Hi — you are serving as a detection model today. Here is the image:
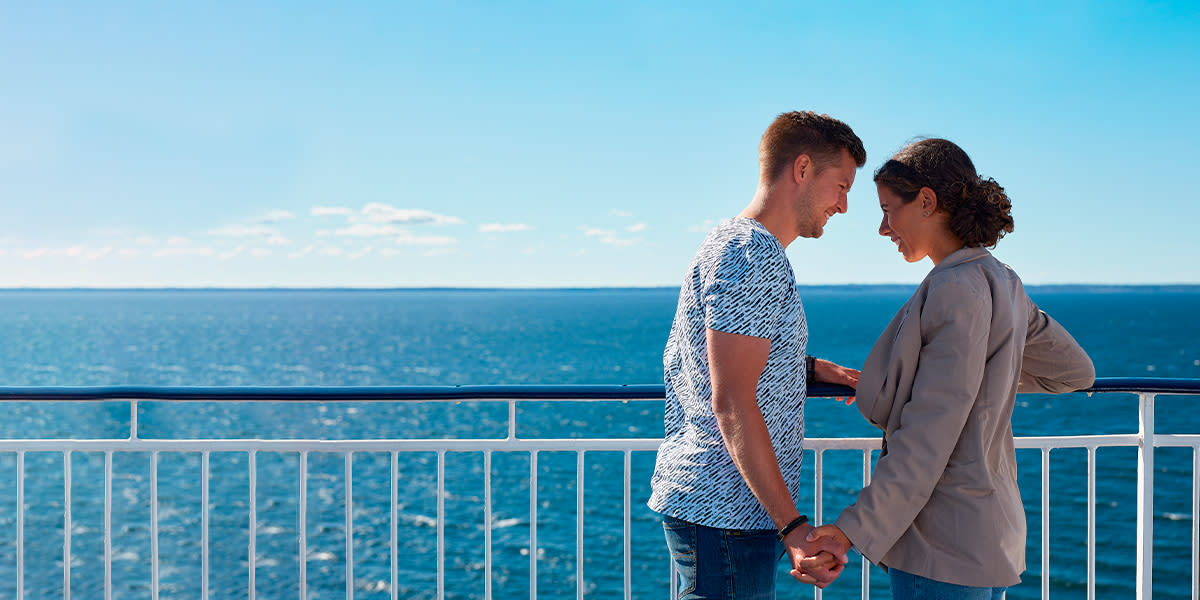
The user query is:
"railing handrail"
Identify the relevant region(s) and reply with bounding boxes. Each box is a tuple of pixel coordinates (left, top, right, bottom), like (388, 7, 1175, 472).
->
(0, 380, 1195, 599)
(0, 377, 1195, 401)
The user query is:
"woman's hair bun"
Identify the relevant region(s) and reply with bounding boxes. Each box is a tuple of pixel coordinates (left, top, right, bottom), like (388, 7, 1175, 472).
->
(944, 177, 1013, 247)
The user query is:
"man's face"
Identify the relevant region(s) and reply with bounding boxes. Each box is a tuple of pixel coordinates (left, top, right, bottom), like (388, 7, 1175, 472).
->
(797, 149, 856, 239)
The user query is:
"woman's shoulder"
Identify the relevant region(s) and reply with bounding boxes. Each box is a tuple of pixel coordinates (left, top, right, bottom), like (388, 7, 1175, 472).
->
(925, 260, 991, 304)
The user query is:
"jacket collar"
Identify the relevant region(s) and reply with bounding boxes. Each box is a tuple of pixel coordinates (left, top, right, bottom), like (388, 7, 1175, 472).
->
(928, 246, 990, 277)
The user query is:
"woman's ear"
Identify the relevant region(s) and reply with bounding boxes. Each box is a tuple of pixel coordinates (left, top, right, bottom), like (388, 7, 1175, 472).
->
(919, 187, 938, 217)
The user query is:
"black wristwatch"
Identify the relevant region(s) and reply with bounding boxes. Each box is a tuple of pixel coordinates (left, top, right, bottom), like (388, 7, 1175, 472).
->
(805, 355, 816, 385)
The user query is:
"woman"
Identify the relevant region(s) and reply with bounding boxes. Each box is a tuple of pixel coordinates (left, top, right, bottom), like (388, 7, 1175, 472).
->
(805, 139, 1095, 599)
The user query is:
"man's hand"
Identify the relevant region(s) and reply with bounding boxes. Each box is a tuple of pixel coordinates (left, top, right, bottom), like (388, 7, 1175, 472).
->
(783, 522, 848, 588)
(813, 358, 860, 390)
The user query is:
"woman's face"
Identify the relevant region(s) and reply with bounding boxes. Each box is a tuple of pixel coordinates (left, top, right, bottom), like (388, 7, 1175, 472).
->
(877, 183, 930, 263)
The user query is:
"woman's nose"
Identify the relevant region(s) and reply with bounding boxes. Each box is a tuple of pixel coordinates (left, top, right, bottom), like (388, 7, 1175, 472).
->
(878, 215, 890, 237)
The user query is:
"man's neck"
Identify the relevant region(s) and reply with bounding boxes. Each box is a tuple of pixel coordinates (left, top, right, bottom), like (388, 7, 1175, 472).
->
(739, 185, 798, 248)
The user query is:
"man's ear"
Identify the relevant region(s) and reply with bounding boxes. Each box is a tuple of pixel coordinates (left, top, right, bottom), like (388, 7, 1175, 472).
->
(792, 154, 813, 184)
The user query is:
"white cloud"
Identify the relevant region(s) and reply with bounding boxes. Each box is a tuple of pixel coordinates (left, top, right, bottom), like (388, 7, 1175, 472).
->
(52, 246, 85, 257)
(209, 224, 281, 239)
(118, 248, 142, 258)
(312, 206, 354, 217)
(256, 210, 296, 224)
(94, 227, 153, 243)
(289, 245, 315, 259)
(318, 247, 345, 257)
(396, 233, 457, 246)
(154, 246, 215, 257)
(479, 223, 534, 233)
(165, 236, 192, 246)
(220, 246, 247, 260)
(85, 247, 113, 260)
(579, 227, 615, 238)
(378, 248, 402, 257)
(334, 223, 406, 237)
(362, 203, 463, 226)
(600, 237, 641, 247)
(577, 225, 641, 248)
(208, 222, 290, 246)
(14, 245, 116, 260)
(610, 210, 633, 217)
(220, 245, 273, 260)
(348, 247, 374, 259)
(420, 247, 457, 257)
(687, 220, 717, 233)
(626, 223, 649, 233)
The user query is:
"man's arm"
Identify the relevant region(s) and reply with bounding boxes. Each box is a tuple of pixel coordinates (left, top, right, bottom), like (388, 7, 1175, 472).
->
(813, 358, 860, 390)
(707, 328, 845, 586)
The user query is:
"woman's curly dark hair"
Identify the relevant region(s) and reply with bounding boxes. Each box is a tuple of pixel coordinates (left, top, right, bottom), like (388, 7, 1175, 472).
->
(874, 139, 1014, 247)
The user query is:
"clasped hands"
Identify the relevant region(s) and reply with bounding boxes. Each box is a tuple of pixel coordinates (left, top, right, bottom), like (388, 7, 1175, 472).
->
(783, 521, 852, 588)
(782, 520, 849, 585)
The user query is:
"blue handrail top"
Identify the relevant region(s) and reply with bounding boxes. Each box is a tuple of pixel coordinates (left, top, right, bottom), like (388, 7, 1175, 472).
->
(0, 378, 1194, 402)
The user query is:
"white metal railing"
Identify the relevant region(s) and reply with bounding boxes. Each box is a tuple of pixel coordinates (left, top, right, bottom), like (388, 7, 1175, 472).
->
(0, 380, 1196, 599)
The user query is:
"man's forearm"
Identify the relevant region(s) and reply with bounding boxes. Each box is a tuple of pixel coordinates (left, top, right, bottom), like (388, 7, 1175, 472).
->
(713, 393, 799, 528)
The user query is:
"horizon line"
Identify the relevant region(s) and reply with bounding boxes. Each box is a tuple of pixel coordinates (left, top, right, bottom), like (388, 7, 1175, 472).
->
(1, 283, 1199, 292)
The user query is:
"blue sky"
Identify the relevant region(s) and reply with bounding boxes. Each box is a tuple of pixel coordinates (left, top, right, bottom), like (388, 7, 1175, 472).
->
(1, 2, 1196, 287)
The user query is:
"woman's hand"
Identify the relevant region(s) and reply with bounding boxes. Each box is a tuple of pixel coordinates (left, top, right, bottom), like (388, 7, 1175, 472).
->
(805, 524, 853, 558)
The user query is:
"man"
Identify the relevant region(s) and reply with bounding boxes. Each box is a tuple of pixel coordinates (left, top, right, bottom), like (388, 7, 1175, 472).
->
(648, 111, 866, 597)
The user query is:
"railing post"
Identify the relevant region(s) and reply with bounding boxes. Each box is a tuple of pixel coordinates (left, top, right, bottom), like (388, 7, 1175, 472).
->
(1136, 392, 1155, 600)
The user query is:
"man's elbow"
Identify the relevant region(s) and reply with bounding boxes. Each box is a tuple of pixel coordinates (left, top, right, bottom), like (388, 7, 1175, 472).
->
(711, 393, 737, 417)
(711, 391, 759, 422)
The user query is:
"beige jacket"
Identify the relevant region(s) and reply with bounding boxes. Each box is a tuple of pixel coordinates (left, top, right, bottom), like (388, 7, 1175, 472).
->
(835, 247, 1095, 587)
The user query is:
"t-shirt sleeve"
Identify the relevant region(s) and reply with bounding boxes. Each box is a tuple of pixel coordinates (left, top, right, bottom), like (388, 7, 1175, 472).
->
(702, 237, 787, 339)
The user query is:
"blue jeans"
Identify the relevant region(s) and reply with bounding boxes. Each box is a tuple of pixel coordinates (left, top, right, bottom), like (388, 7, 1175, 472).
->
(662, 515, 781, 600)
(889, 568, 1007, 600)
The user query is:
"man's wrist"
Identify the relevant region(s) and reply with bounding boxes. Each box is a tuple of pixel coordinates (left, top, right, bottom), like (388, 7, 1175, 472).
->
(777, 514, 810, 541)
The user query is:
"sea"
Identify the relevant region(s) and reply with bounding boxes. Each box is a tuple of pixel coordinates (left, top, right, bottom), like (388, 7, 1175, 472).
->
(0, 287, 1196, 600)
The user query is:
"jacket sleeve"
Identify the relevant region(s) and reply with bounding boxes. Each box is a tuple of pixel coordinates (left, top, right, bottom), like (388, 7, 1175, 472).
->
(835, 280, 990, 563)
(1017, 296, 1096, 393)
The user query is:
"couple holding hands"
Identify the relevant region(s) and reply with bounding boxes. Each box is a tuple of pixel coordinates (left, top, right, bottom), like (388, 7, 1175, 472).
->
(648, 112, 1095, 599)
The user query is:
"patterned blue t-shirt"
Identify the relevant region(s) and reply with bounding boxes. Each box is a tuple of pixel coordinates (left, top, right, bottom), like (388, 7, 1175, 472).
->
(648, 217, 809, 530)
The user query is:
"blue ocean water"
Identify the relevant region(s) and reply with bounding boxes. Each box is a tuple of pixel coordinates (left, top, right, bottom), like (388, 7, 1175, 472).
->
(0, 287, 1196, 599)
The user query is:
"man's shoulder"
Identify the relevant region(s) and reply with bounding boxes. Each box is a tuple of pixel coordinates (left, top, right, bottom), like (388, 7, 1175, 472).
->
(698, 219, 785, 265)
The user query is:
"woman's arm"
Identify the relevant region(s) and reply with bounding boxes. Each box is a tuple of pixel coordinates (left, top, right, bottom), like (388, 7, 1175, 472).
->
(1018, 296, 1095, 393)
(831, 280, 990, 563)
